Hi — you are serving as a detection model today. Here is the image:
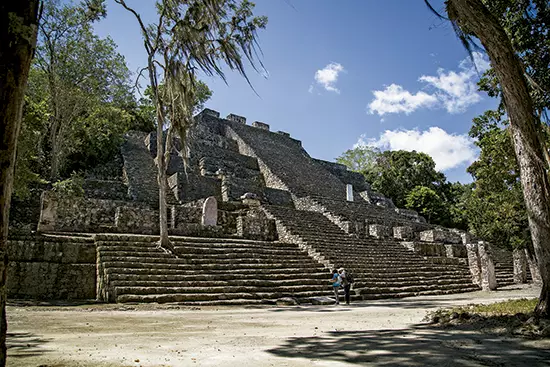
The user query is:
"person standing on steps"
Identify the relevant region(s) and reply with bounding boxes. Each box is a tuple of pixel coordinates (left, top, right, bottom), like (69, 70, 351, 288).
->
(331, 269, 341, 305)
(339, 268, 352, 305)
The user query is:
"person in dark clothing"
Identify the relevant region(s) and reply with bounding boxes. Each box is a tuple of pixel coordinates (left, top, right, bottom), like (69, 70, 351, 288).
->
(339, 268, 352, 305)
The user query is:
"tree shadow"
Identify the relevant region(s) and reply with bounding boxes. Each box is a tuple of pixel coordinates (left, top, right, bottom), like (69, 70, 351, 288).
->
(267, 324, 550, 366)
(7, 332, 52, 359)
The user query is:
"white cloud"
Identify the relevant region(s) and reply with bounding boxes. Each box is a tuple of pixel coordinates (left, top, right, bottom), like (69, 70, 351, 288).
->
(314, 62, 345, 93)
(367, 84, 438, 115)
(355, 127, 478, 171)
(368, 52, 490, 115)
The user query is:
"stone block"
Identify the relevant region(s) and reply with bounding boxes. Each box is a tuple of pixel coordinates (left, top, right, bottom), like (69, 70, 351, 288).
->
(115, 206, 159, 234)
(419, 229, 462, 244)
(201, 108, 220, 118)
(237, 209, 277, 241)
(402, 241, 446, 257)
(201, 197, 218, 227)
(369, 224, 391, 239)
(226, 113, 246, 124)
(277, 131, 290, 137)
(513, 248, 528, 284)
(445, 244, 467, 258)
(393, 226, 414, 240)
(478, 241, 497, 291)
(252, 121, 270, 130)
(466, 243, 482, 287)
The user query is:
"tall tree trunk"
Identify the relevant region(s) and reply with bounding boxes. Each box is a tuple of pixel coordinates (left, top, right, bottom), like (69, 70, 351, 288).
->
(448, 0, 550, 317)
(0, 1, 40, 365)
(156, 109, 170, 248)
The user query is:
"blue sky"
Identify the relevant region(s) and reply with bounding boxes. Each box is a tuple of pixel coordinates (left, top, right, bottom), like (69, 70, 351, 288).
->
(94, 0, 499, 183)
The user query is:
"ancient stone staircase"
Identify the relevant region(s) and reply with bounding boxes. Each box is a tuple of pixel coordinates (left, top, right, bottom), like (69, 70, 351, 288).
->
(263, 205, 480, 300)
(96, 234, 332, 305)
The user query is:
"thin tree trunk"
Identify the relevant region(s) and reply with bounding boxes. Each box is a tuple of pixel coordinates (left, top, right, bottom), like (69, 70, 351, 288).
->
(156, 107, 170, 248)
(449, 0, 550, 317)
(0, 1, 40, 365)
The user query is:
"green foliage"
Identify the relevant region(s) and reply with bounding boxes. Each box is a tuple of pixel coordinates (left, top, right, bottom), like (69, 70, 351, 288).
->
(366, 150, 447, 209)
(465, 110, 530, 250)
(480, 0, 550, 119)
(405, 186, 445, 223)
(51, 172, 85, 197)
(336, 146, 379, 174)
(337, 147, 467, 227)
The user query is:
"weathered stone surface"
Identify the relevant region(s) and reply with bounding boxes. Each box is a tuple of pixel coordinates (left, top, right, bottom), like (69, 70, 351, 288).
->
(310, 296, 334, 305)
(478, 242, 497, 291)
(402, 241, 446, 257)
(369, 224, 391, 239)
(420, 229, 462, 244)
(445, 244, 467, 258)
(201, 197, 218, 226)
(7, 236, 96, 299)
(237, 209, 277, 241)
(226, 113, 246, 124)
(115, 206, 159, 234)
(393, 226, 414, 240)
(346, 184, 354, 202)
(466, 243, 482, 287)
(276, 297, 299, 306)
(513, 248, 528, 284)
(252, 121, 270, 131)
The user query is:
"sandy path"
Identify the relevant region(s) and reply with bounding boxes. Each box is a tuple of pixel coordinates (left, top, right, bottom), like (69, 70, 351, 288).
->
(7, 285, 550, 367)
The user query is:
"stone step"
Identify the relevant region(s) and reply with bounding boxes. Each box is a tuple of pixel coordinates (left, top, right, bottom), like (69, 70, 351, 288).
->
(95, 235, 287, 247)
(97, 245, 307, 256)
(110, 277, 330, 288)
(98, 248, 308, 260)
(360, 287, 476, 300)
(357, 283, 479, 295)
(114, 283, 331, 296)
(103, 265, 327, 276)
(116, 289, 334, 303)
(356, 277, 477, 288)
(99, 255, 319, 267)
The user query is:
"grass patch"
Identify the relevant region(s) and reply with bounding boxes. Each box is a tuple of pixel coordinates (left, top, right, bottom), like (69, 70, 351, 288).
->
(425, 298, 550, 339)
(453, 298, 538, 316)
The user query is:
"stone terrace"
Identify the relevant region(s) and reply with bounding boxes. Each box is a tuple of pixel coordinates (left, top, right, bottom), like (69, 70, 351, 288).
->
(263, 205, 479, 300)
(96, 234, 332, 305)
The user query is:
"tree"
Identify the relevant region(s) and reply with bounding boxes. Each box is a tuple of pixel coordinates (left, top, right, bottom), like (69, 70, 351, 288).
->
(464, 110, 529, 250)
(443, 0, 550, 317)
(337, 147, 464, 226)
(115, 0, 267, 251)
(405, 186, 445, 224)
(336, 146, 379, 174)
(33, 0, 136, 180)
(365, 150, 447, 209)
(0, 1, 41, 365)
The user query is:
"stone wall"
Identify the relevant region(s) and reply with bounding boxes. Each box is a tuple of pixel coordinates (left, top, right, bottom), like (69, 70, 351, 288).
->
(121, 131, 159, 206)
(168, 172, 221, 203)
(237, 208, 277, 241)
(7, 234, 96, 299)
(225, 119, 348, 199)
(83, 179, 128, 201)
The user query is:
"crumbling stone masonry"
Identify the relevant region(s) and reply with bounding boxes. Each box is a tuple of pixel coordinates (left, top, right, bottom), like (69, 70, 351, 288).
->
(8, 108, 533, 303)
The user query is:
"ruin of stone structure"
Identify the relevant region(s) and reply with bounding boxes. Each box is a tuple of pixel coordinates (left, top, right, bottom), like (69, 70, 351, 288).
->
(7, 108, 536, 304)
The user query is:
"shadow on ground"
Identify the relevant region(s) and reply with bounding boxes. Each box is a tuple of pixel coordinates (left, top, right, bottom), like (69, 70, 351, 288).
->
(7, 332, 51, 360)
(266, 324, 550, 366)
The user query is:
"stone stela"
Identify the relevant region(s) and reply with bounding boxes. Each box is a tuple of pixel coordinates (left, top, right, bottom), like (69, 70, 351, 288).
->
(346, 184, 354, 202)
(201, 197, 218, 226)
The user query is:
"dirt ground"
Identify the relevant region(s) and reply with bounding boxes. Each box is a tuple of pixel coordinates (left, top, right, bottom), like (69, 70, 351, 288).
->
(7, 284, 550, 367)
